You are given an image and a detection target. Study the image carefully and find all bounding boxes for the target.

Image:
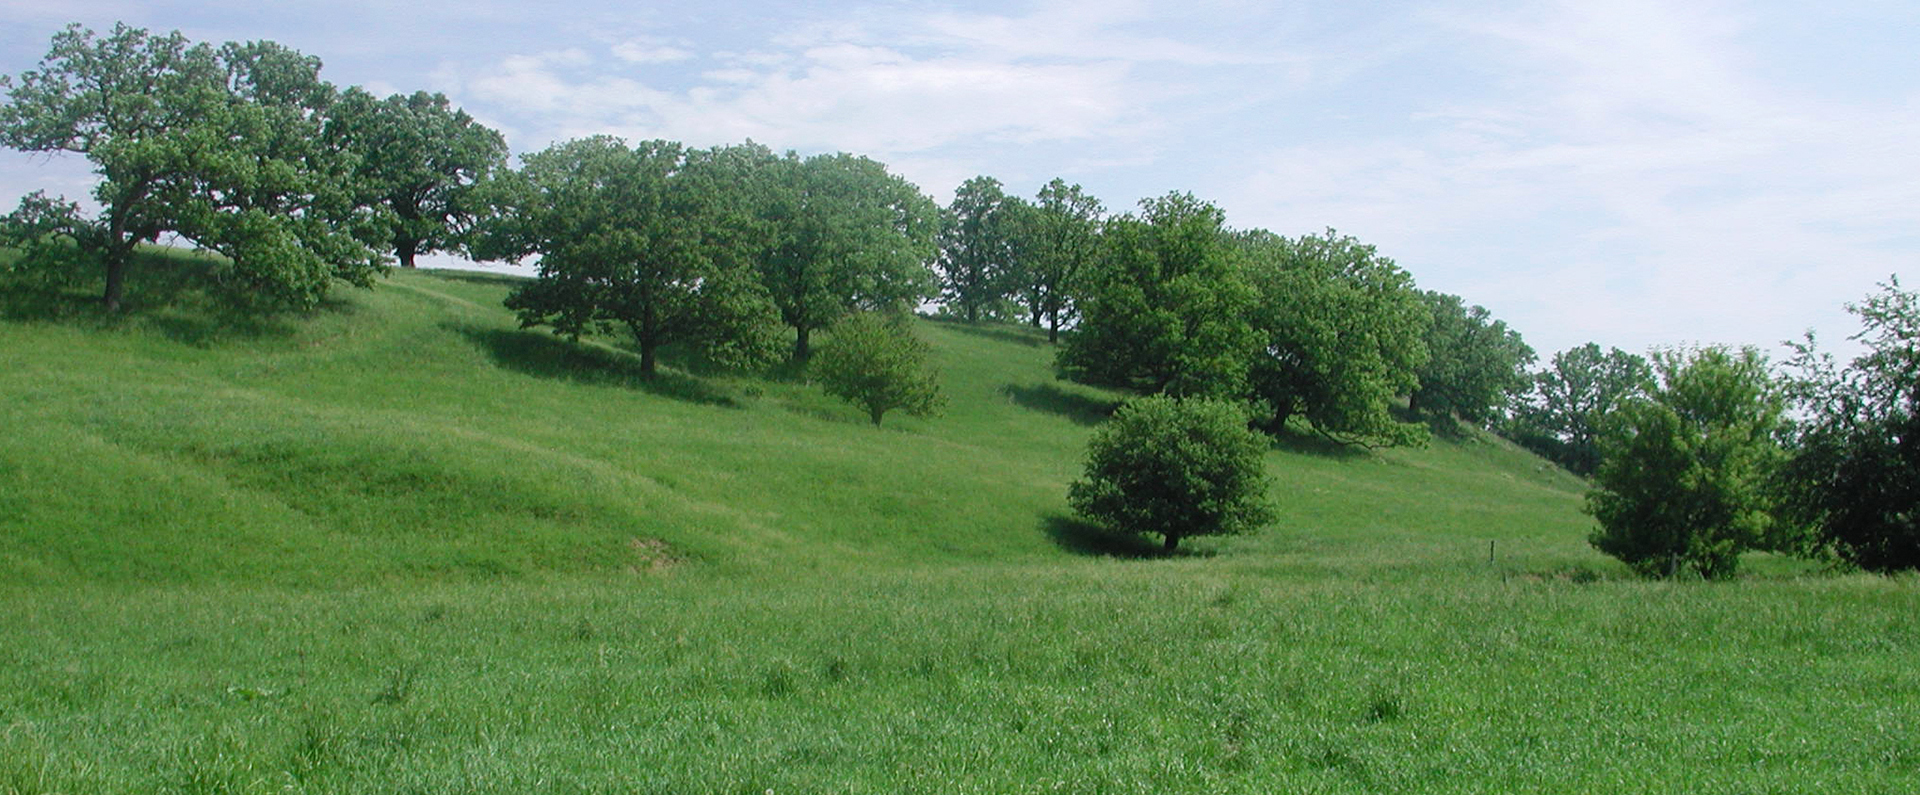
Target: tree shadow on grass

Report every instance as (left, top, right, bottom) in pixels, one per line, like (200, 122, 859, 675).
(1001, 382, 1119, 426)
(1042, 514, 1215, 559)
(1262, 425, 1375, 461)
(0, 263, 346, 347)
(928, 317, 1049, 348)
(455, 324, 738, 407)
(414, 269, 526, 289)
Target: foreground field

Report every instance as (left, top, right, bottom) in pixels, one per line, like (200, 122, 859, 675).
(1, 259, 1914, 793)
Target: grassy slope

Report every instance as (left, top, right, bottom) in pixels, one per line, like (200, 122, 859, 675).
(1, 256, 1915, 793)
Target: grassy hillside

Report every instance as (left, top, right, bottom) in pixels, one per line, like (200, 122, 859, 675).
(2, 255, 1915, 793)
(0, 255, 1594, 585)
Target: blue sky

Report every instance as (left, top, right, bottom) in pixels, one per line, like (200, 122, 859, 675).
(1, 0, 1914, 359)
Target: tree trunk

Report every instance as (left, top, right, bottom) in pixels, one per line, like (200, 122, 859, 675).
(396, 236, 419, 268)
(794, 325, 812, 362)
(1048, 313, 1061, 344)
(869, 406, 885, 426)
(639, 338, 658, 379)
(102, 253, 128, 313)
(628, 319, 659, 379)
(1265, 402, 1294, 434)
(1163, 534, 1180, 553)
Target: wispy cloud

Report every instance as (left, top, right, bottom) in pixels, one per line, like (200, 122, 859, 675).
(1220, 0, 1920, 355)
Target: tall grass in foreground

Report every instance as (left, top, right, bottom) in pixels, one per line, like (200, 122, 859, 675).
(3, 571, 1915, 793)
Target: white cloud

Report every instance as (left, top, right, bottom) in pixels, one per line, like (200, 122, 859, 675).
(611, 38, 694, 65)
(459, 28, 1147, 159)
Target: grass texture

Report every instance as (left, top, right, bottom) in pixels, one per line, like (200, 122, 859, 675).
(0, 253, 1913, 793)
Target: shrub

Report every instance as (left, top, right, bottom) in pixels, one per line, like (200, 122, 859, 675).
(810, 312, 945, 426)
(1586, 347, 1786, 579)
(1068, 395, 1274, 552)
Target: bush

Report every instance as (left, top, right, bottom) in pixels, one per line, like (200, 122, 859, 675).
(1586, 347, 1786, 579)
(1068, 395, 1274, 552)
(810, 312, 945, 426)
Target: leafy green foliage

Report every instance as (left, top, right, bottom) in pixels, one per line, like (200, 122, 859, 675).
(757, 152, 940, 360)
(1068, 395, 1273, 551)
(174, 40, 390, 308)
(1780, 278, 1920, 572)
(330, 88, 507, 267)
(810, 311, 945, 425)
(1013, 178, 1104, 343)
(0, 192, 101, 287)
(1587, 347, 1787, 579)
(1058, 192, 1256, 399)
(1411, 291, 1535, 424)
(1504, 344, 1653, 475)
(485, 137, 782, 376)
(1240, 229, 1430, 447)
(0, 23, 386, 311)
(936, 175, 1024, 323)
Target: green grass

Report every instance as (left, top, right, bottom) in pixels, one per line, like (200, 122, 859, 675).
(1, 253, 1915, 793)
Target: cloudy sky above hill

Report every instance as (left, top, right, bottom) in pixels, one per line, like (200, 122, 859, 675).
(1, 0, 1914, 358)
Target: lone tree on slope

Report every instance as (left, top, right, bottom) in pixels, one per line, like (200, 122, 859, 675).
(1069, 395, 1274, 553)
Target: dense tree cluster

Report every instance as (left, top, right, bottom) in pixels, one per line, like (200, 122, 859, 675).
(1503, 344, 1654, 476)
(1778, 279, 1920, 572)
(1058, 192, 1258, 400)
(1239, 230, 1430, 447)
(934, 180, 1527, 449)
(0, 23, 505, 310)
(1412, 290, 1535, 425)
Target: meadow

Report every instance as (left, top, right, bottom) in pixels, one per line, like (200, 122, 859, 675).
(0, 255, 1914, 793)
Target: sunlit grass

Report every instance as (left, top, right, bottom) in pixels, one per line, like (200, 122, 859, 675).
(1, 254, 1912, 793)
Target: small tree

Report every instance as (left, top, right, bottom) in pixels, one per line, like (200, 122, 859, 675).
(811, 311, 945, 426)
(1068, 395, 1274, 552)
(1587, 346, 1786, 579)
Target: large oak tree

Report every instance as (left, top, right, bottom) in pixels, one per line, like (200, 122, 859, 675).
(484, 137, 782, 377)
(0, 23, 385, 311)
(1015, 178, 1103, 343)
(1240, 229, 1429, 447)
(935, 175, 1022, 323)
(331, 89, 507, 268)
(1059, 192, 1256, 399)
(756, 152, 940, 361)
